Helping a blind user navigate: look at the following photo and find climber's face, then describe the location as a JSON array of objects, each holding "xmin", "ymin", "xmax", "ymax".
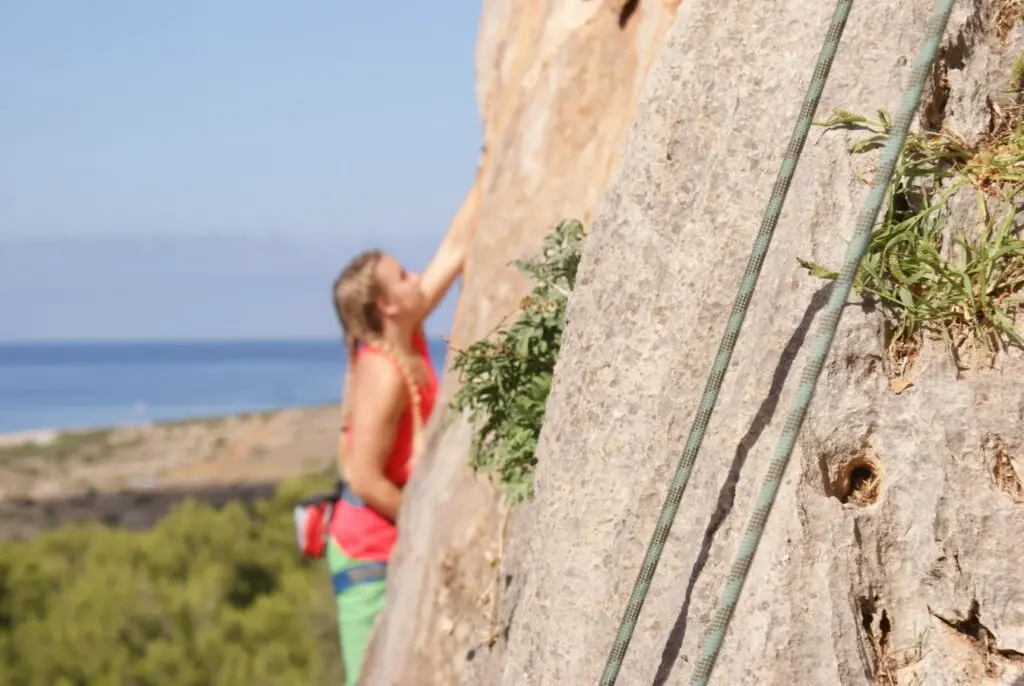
[{"xmin": 374, "ymin": 253, "xmax": 426, "ymax": 326}]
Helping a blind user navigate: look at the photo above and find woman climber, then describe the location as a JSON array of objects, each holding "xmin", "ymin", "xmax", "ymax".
[{"xmin": 326, "ymin": 185, "xmax": 477, "ymax": 685}]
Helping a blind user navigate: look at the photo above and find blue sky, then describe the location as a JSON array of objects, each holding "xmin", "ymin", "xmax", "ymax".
[{"xmin": 0, "ymin": 1, "xmax": 483, "ymax": 340}]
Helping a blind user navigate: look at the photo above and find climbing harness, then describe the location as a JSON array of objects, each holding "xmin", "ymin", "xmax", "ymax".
[
  {"xmin": 329, "ymin": 482, "xmax": 390, "ymax": 594},
  {"xmin": 330, "ymin": 482, "xmax": 390, "ymax": 593},
  {"xmin": 293, "ymin": 479, "xmax": 390, "ymax": 589},
  {"xmin": 598, "ymin": 0, "xmax": 956, "ymax": 684},
  {"xmin": 332, "ymin": 560, "xmax": 388, "ymax": 595}
]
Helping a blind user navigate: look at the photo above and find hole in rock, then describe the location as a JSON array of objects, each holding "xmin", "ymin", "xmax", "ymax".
[
  {"xmin": 828, "ymin": 450, "xmax": 884, "ymax": 507},
  {"xmin": 989, "ymin": 435, "xmax": 1024, "ymax": 504},
  {"xmin": 618, "ymin": 0, "xmax": 639, "ymax": 28}
]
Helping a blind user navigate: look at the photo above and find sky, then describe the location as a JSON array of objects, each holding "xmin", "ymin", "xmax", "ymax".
[{"xmin": 0, "ymin": 1, "xmax": 483, "ymax": 340}]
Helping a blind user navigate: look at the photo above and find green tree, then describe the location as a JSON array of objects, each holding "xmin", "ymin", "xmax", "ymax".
[{"xmin": 0, "ymin": 472, "xmax": 344, "ymax": 686}]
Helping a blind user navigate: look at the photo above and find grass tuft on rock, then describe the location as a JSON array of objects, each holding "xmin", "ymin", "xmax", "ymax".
[{"xmin": 801, "ymin": 103, "xmax": 1024, "ymax": 372}]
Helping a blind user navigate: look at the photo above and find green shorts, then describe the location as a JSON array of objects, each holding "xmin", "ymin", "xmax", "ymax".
[{"xmin": 326, "ymin": 537, "xmax": 388, "ymax": 686}]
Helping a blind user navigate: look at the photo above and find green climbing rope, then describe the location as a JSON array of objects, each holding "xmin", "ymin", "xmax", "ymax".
[
  {"xmin": 689, "ymin": 1, "xmax": 956, "ymax": 684},
  {"xmin": 596, "ymin": 3, "xmax": 855, "ymax": 684}
]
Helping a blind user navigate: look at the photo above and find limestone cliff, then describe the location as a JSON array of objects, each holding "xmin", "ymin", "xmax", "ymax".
[
  {"xmin": 363, "ymin": 0, "xmax": 1024, "ymax": 684},
  {"xmin": 473, "ymin": 1, "xmax": 1024, "ymax": 685},
  {"xmin": 360, "ymin": 1, "xmax": 680, "ymax": 684}
]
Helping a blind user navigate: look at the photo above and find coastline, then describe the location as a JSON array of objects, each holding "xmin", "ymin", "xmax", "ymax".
[
  {"xmin": 0, "ymin": 402, "xmax": 342, "ymax": 540},
  {"xmin": 0, "ymin": 401, "xmax": 338, "ymax": 447},
  {"xmin": 0, "ymin": 428, "xmax": 61, "ymax": 448}
]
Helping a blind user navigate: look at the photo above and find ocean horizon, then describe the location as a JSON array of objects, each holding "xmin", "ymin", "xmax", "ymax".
[{"xmin": 0, "ymin": 337, "xmax": 450, "ymax": 435}]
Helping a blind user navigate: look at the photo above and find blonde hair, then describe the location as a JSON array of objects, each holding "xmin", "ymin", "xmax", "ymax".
[{"xmin": 332, "ymin": 250, "xmax": 426, "ymax": 474}]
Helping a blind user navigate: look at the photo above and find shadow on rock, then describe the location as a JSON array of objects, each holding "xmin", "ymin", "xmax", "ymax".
[{"xmin": 652, "ymin": 285, "xmax": 831, "ymax": 685}]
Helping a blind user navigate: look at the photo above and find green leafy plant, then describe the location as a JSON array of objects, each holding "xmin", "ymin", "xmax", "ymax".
[
  {"xmin": 800, "ymin": 104, "xmax": 1024, "ymax": 371},
  {"xmin": 449, "ymin": 219, "xmax": 587, "ymax": 504}
]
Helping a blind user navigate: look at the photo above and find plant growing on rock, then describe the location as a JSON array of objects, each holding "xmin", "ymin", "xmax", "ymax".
[
  {"xmin": 800, "ymin": 103, "xmax": 1023, "ymax": 372},
  {"xmin": 449, "ymin": 219, "xmax": 586, "ymax": 504}
]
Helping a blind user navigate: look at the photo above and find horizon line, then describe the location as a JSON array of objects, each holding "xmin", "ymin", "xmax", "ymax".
[{"xmin": 0, "ymin": 333, "xmax": 451, "ymax": 345}]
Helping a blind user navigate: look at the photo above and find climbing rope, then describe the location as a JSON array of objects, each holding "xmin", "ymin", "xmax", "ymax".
[
  {"xmin": 597, "ymin": 2, "xmax": 855, "ymax": 684},
  {"xmin": 690, "ymin": 1, "xmax": 955, "ymax": 683}
]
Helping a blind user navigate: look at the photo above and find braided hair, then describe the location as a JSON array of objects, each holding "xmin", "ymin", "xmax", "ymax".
[{"xmin": 332, "ymin": 251, "xmax": 426, "ymax": 474}]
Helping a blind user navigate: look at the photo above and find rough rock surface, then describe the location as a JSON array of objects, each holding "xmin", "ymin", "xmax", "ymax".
[
  {"xmin": 360, "ymin": 1, "xmax": 680, "ymax": 684},
  {"xmin": 478, "ymin": 1, "xmax": 1024, "ymax": 685}
]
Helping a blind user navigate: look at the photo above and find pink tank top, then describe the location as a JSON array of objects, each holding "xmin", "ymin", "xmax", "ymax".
[{"xmin": 328, "ymin": 330, "xmax": 439, "ymax": 562}]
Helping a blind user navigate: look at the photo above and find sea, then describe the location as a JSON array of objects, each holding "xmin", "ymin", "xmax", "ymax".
[{"xmin": 0, "ymin": 338, "xmax": 449, "ymax": 435}]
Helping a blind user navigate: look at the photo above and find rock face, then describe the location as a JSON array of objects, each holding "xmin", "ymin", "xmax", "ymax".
[
  {"xmin": 472, "ymin": 1, "xmax": 1024, "ymax": 685},
  {"xmin": 363, "ymin": 0, "xmax": 1024, "ymax": 684},
  {"xmin": 359, "ymin": 1, "xmax": 680, "ymax": 684}
]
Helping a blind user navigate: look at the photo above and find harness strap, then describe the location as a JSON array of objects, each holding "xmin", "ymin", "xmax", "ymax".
[
  {"xmin": 332, "ymin": 561, "xmax": 388, "ymax": 596},
  {"xmin": 338, "ymin": 481, "xmax": 366, "ymax": 508}
]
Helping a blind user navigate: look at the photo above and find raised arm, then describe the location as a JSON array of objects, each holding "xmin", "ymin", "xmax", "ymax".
[
  {"xmin": 343, "ymin": 353, "xmax": 407, "ymax": 521},
  {"xmin": 416, "ymin": 180, "xmax": 481, "ymax": 322}
]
